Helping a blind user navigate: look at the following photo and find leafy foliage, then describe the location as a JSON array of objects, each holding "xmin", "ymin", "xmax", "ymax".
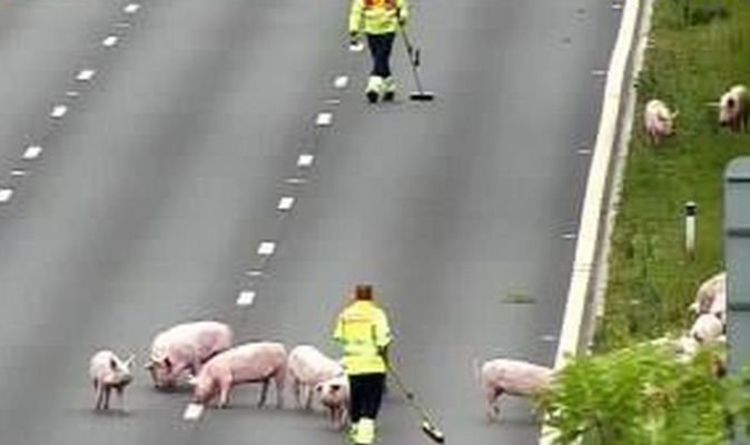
[{"xmin": 537, "ymin": 345, "xmax": 735, "ymax": 445}]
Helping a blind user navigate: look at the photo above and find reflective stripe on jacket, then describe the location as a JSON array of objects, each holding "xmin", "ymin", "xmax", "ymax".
[
  {"xmin": 333, "ymin": 301, "xmax": 392, "ymax": 375},
  {"xmin": 349, "ymin": 0, "xmax": 408, "ymax": 35}
]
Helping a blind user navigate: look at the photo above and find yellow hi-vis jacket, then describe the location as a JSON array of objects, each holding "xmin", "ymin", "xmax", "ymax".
[
  {"xmin": 333, "ymin": 301, "xmax": 392, "ymax": 375},
  {"xmin": 349, "ymin": 0, "xmax": 409, "ymax": 36}
]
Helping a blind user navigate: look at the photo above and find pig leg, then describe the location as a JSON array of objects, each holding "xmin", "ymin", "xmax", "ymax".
[
  {"xmin": 274, "ymin": 371, "xmax": 285, "ymax": 409},
  {"xmin": 258, "ymin": 379, "xmax": 270, "ymax": 408},
  {"xmin": 217, "ymin": 377, "xmax": 232, "ymax": 409},
  {"xmin": 303, "ymin": 384, "xmax": 314, "ymax": 411},
  {"xmin": 115, "ymin": 386, "xmax": 125, "ymax": 412},
  {"xmin": 93, "ymin": 380, "xmax": 104, "ymax": 410},
  {"xmin": 292, "ymin": 378, "xmax": 302, "ymax": 409},
  {"xmin": 103, "ymin": 386, "xmax": 112, "ymax": 411},
  {"xmin": 485, "ymin": 387, "xmax": 501, "ymax": 422}
]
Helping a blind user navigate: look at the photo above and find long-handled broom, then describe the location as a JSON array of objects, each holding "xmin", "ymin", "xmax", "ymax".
[
  {"xmin": 387, "ymin": 363, "xmax": 446, "ymax": 443},
  {"xmin": 397, "ymin": 18, "xmax": 435, "ymax": 102}
]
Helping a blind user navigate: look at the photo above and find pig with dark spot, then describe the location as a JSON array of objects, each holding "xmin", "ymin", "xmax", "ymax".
[
  {"xmin": 89, "ymin": 350, "xmax": 134, "ymax": 411},
  {"xmin": 190, "ymin": 342, "xmax": 287, "ymax": 409},
  {"xmin": 719, "ymin": 85, "xmax": 748, "ymax": 132}
]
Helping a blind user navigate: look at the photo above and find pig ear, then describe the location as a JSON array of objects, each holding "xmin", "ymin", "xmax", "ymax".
[
  {"xmin": 144, "ymin": 361, "xmax": 155, "ymax": 370},
  {"xmin": 672, "ymin": 109, "xmax": 679, "ymax": 118},
  {"xmin": 705, "ymin": 102, "xmax": 720, "ymax": 108},
  {"xmin": 125, "ymin": 355, "xmax": 136, "ymax": 367},
  {"xmin": 187, "ymin": 376, "xmax": 199, "ymax": 387}
]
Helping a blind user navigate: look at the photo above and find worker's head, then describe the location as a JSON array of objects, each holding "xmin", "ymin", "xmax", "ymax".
[{"xmin": 354, "ymin": 284, "xmax": 374, "ymax": 301}]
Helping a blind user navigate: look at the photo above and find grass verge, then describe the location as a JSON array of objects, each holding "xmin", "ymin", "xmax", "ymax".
[{"xmin": 595, "ymin": 0, "xmax": 750, "ymax": 352}]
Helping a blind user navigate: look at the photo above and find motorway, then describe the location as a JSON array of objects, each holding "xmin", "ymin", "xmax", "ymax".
[{"xmin": 0, "ymin": 0, "xmax": 619, "ymax": 444}]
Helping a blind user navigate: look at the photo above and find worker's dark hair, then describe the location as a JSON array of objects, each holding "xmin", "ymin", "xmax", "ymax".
[{"xmin": 355, "ymin": 284, "xmax": 374, "ymax": 301}]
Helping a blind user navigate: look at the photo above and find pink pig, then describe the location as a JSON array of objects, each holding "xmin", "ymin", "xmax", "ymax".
[
  {"xmin": 315, "ymin": 375, "xmax": 350, "ymax": 430},
  {"xmin": 89, "ymin": 350, "xmax": 134, "ymax": 411},
  {"xmin": 190, "ymin": 342, "xmax": 287, "ymax": 409},
  {"xmin": 477, "ymin": 358, "xmax": 554, "ymax": 422},
  {"xmin": 644, "ymin": 99, "xmax": 678, "ymax": 145},
  {"xmin": 690, "ymin": 272, "xmax": 726, "ymax": 324},
  {"xmin": 146, "ymin": 321, "xmax": 233, "ymax": 389},
  {"xmin": 287, "ymin": 345, "xmax": 344, "ymax": 410},
  {"xmin": 719, "ymin": 85, "xmax": 748, "ymax": 132}
]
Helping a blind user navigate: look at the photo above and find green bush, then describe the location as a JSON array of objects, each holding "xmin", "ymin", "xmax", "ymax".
[{"xmin": 538, "ymin": 345, "xmax": 735, "ymax": 444}]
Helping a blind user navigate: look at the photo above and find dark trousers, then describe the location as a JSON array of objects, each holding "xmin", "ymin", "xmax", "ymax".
[
  {"xmin": 367, "ymin": 33, "xmax": 396, "ymax": 78},
  {"xmin": 349, "ymin": 373, "xmax": 386, "ymax": 423}
]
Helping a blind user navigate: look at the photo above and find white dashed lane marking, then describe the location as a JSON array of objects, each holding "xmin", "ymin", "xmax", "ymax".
[
  {"xmin": 257, "ymin": 241, "xmax": 276, "ymax": 256},
  {"xmin": 285, "ymin": 177, "xmax": 308, "ymax": 185},
  {"xmin": 23, "ymin": 145, "xmax": 43, "ymax": 160},
  {"xmin": 11, "ymin": 170, "xmax": 26, "ymax": 177},
  {"xmin": 102, "ymin": 36, "xmax": 119, "ymax": 47},
  {"xmin": 124, "ymin": 3, "xmax": 141, "ymax": 14},
  {"xmin": 245, "ymin": 269, "xmax": 264, "ymax": 277},
  {"xmin": 277, "ymin": 196, "xmax": 295, "ymax": 211},
  {"xmin": 315, "ymin": 112, "xmax": 333, "ymax": 127},
  {"xmin": 51, "ymin": 105, "xmax": 68, "ymax": 119},
  {"xmin": 334, "ymin": 76, "xmax": 349, "ymax": 89},
  {"xmin": 297, "ymin": 154, "xmax": 314, "ymax": 167},
  {"xmin": 236, "ymin": 290, "xmax": 256, "ymax": 307},
  {"xmin": 183, "ymin": 403, "xmax": 204, "ymax": 421},
  {"xmin": 0, "ymin": 189, "xmax": 14, "ymax": 203},
  {"xmin": 76, "ymin": 69, "xmax": 96, "ymax": 82}
]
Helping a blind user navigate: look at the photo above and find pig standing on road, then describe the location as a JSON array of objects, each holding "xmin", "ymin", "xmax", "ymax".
[
  {"xmin": 315, "ymin": 375, "xmax": 350, "ymax": 430},
  {"xmin": 190, "ymin": 342, "xmax": 287, "ymax": 409},
  {"xmin": 146, "ymin": 321, "xmax": 233, "ymax": 389},
  {"xmin": 89, "ymin": 350, "xmax": 134, "ymax": 411},
  {"xmin": 644, "ymin": 99, "xmax": 678, "ymax": 145},
  {"xmin": 477, "ymin": 358, "xmax": 554, "ymax": 422},
  {"xmin": 287, "ymin": 345, "xmax": 344, "ymax": 410},
  {"xmin": 719, "ymin": 85, "xmax": 748, "ymax": 132}
]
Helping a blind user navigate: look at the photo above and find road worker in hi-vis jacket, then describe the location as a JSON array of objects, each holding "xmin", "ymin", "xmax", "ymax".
[
  {"xmin": 333, "ymin": 284, "xmax": 393, "ymax": 444},
  {"xmin": 349, "ymin": 0, "xmax": 409, "ymax": 103}
]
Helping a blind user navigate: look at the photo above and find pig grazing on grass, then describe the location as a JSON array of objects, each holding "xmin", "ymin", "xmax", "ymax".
[
  {"xmin": 287, "ymin": 345, "xmax": 344, "ymax": 410},
  {"xmin": 690, "ymin": 313, "xmax": 725, "ymax": 344},
  {"xmin": 690, "ymin": 272, "xmax": 726, "ymax": 324},
  {"xmin": 191, "ymin": 342, "xmax": 287, "ymax": 409},
  {"xmin": 477, "ymin": 358, "xmax": 554, "ymax": 422},
  {"xmin": 719, "ymin": 85, "xmax": 748, "ymax": 132},
  {"xmin": 644, "ymin": 99, "xmax": 678, "ymax": 145},
  {"xmin": 146, "ymin": 321, "xmax": 233, "ymax": 389},
  {"xmin": 89, "ymin": 350, "xmax": 134, "ymax": 411}
]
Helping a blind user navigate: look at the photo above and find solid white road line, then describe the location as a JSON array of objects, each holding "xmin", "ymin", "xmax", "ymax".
[
  {"xmin": 257, "ymin": 241, "xmax": 276, "ymax": 256},
  {"xmin": 0, "ymin": 189, "xmax": 14, "ymax": 203},
  {"xmin": 23, "ymin": 145, "xmax": 43, "ymax": 160},
  {"xmin": 236, "ymin": 290, "xmax": 256, "ymax": 307},
  {"xmin": 297, "ymin": 154, "xmax": 314, "ymax": 167}
]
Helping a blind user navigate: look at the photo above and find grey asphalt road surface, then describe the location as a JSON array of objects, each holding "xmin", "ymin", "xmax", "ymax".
[{"xmin": 0, "ymin": 0, "xmax": 619, "ymax": 444}]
